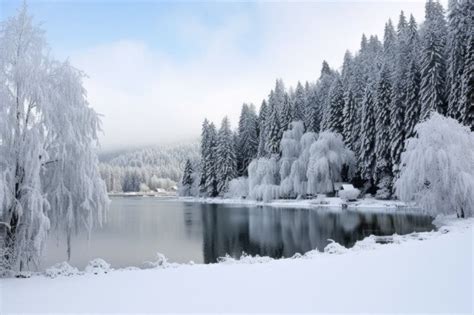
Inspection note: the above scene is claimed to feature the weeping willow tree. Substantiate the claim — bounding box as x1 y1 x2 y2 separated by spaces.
0 5 109 274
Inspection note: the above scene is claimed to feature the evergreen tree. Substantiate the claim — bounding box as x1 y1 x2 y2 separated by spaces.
280 93 293 132
237 103 259 176
257 100 268 157
293 82 306 123
374 65 393 194
199 119 211 193
360 82 377 187
461 2 474 130
204 123 218 197
404 15 421 139
326 75 345 135
180 159 194 196
420 0 448 119
446 0 468 121
390 11 410 176
216 117 237 194
404 58 421 140
265 100 282 156
341 50 355 147
316 61 336 132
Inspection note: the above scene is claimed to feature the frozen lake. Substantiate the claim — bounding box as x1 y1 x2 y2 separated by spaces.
41 197 435 270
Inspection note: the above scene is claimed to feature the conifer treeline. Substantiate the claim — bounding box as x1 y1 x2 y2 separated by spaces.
195 0 473 198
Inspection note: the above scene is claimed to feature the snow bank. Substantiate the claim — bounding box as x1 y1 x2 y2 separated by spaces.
3 217 472 313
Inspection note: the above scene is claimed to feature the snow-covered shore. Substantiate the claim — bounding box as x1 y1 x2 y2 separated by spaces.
179 195 417 212
2 216 472 313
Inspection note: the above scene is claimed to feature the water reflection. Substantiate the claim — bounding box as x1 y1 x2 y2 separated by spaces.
200 204 434 263
42 198 434 270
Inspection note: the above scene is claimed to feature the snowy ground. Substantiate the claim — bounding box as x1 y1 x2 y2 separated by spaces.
1 216 472 313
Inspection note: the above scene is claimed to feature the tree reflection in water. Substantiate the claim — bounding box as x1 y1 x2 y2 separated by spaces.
200 204 434 263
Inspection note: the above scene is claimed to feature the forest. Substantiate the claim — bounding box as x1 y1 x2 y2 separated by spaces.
99 142 199 192
180 0 473 218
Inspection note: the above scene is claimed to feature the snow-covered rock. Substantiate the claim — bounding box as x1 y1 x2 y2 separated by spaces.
85 258 112 275
45 262 80 278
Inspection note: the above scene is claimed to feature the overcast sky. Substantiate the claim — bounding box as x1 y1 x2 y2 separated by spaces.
1 0 448 150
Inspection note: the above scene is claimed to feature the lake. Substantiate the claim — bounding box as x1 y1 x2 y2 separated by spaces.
41 197 435 270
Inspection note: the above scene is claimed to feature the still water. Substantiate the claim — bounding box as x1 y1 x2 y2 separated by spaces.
42 197 435 269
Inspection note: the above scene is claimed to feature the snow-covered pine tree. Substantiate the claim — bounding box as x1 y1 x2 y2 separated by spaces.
316 61 336 132
216 117 237 194
341 50 356 148
273 79 286 122
360 81 377 188
390 12 411 177
265 100 282 156
326 74 345 135
204 123 219 197
304 82 319 132
461 2 473 131
280 93 293 132
293 82 306 124
446 0 469 122
0 6 108 272
199 119 211 193
382 19 397 72
404 15 421 140
404 58 421 140
180 159 194 196
237 104 259 176
374 64 393 197
257 100 268 157
420 0 448 120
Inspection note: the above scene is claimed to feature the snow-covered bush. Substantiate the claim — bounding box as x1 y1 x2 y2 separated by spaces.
45 262 79 278
339 188 361 201
307 132 355 195
224 177 249 198
143 252 169 269
395 113 474 218
85 258 112 275
139 183 150 192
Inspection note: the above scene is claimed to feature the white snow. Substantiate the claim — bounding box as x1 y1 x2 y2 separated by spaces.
181 196 413 213
2 216 472 313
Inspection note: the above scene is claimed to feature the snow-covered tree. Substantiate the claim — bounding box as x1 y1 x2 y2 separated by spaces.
279 121 304 197
360 82 377 187
0 6 108 272
202 122 218 197
236 104 258 176
326 75 344 135
420 0 448 119
292 82 306 124
374 65 393 196
280 93 293 132
179 159 194 196
216 117 237 194
395 113 474 218
459 0 474 131
307 132 355 195
265 100 282 156
257 100 268 157
446 0 469 123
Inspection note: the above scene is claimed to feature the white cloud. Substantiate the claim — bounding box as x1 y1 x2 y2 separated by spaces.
69 1 441 150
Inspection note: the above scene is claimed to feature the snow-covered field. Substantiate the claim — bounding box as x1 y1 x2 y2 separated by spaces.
1 216 472 313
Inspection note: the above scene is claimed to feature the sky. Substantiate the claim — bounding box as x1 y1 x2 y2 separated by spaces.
0 0 448 150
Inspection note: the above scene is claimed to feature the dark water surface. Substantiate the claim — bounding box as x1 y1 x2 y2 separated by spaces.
42 197 435 269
